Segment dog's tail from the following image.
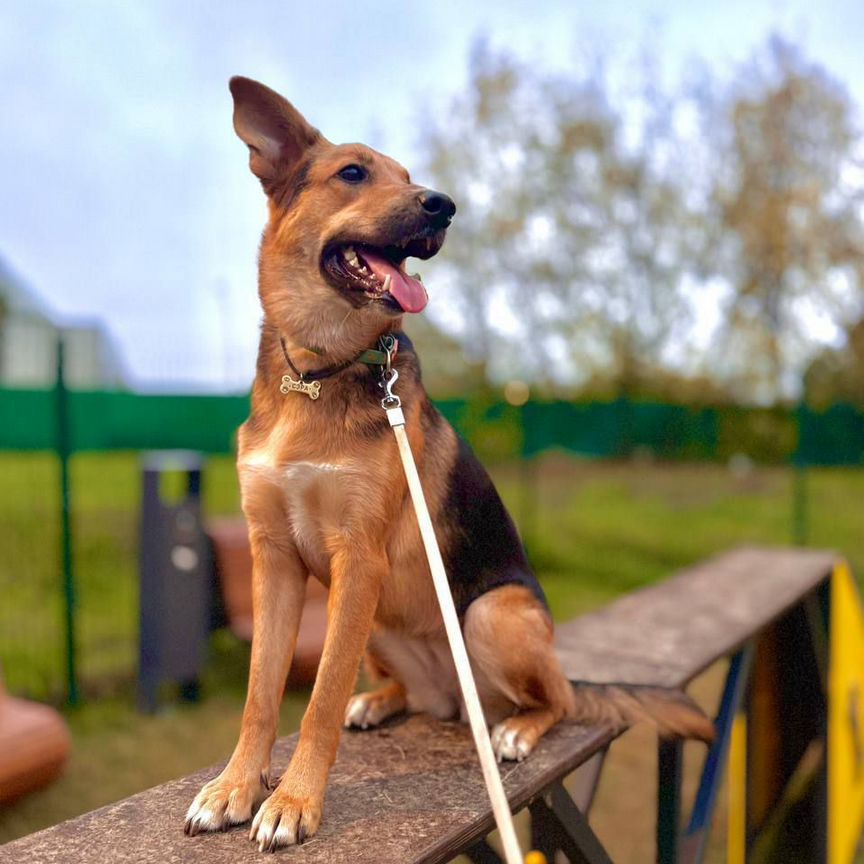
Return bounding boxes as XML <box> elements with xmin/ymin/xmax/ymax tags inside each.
<box><xmin>568</xmin><ymin>682</ymin><xmax>715</xmax><ymax>743</ymax></box>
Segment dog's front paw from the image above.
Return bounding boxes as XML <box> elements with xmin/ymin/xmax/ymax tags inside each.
<box><xmin>249</xmin><ymin>787</ymin><xmax>323</xmax><ymax>851</ymax></box>
<box><xmin>185</xmin><ymin>769</ymin><xmax>270</xmax><ymax>836</ymax></box>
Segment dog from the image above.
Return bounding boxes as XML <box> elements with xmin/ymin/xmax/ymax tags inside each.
<box><xmin>185</xmin><ymin>76</ymin><xmax>713</xmax><ymax>852</ymax></box>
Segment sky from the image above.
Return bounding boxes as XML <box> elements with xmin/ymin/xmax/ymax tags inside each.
<box><xmin>2</xmin><ymin>0</ymin><xmax>863</xmax><ymax>391</ymax></box>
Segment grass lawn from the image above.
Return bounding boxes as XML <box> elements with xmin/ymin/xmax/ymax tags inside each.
<box><xmin>1</xmin><ymin>451</ymin><xmax>862</xmax><ymax>858</ymax></box>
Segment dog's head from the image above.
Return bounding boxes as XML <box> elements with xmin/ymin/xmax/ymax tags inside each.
<box><xmin>230</xmin><ymin>77</ymin><xmax>455</xmax><ymax>352</ymax></box>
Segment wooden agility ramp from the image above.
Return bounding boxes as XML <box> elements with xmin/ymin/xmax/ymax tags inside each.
<box><xmin>1</xmin><ymin>546</ymin><xmax>862</xmax><ymax>863</ymax></box>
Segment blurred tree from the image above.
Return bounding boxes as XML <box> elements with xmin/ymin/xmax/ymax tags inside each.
<box><xmin>803</xmin><ymin>317</ymin><xmax>864</xmax><ymax>407</ymax></box>
<box><xmin>701</xmin><ymin>37</ymin><xmax>864</xmax><ymax>401</ymax></box>
<box><xmin>401</xmin><ymin>314</ymin><xmax>488</xmax><ymax>398</ymax></box>
<box><xmin>420</xmin><ymin>36</ymin><xmax>864</xmax><ymax>404</ymax></box>
<box><xmin>420</xmin><ymin>40</ymin><xmax>699</xmax><ymax>396</ymax></box>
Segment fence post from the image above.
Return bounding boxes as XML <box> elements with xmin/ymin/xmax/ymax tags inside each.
<box><xmin>56</xmin><ymin>333</ymin><xmax>79</xmax><ymax>706</ymax></box>
<box><xmin>793</xmin><ymin>400</ymin><xmax>809</xmax><ymax>547</ymax></box>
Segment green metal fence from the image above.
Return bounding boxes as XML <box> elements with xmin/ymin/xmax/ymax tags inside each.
<box><xmin>0</xmin><ymin>388</ymin><xmax>249</xmax><ymax>453</ymax></box>
<box><xmin>2</xmin><ymin>387</ymin><xmax>862</xmax><ymax>464</ymax></box>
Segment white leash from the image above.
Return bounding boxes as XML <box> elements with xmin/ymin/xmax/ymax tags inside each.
<box><xmin>379</xmin><ymin>363</ymin><xmax>527</xmax><ymax>864</ymax></box>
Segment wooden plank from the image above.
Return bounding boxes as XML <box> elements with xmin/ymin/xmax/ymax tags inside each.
<box><xmin>0</xmin><ymin>714</ymin><xmax>615</xmax><ymax>864</ymax></box>
<box><xmin>555</xmin><ymin>547</ymin><xmax>835</xmax><ymax>689</ymax></box>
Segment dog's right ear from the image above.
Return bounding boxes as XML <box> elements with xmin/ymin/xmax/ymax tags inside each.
<box><xmin>229</xmin><ymin>77</ymin><xmax>321</xmax><ymax>188</ymax></box>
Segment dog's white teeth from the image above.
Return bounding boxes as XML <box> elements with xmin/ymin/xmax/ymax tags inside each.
<box><xmin>343</xmin><ymin>247</ymin><xmax>359</xmax><ymax>266</ymax></box>
<box><xmin>411</xmin><ymin>272</ymin><xmax>422</xmax><ymax>282</ymax></box>
<box><xmin>382</xmin><ymin>274</ymin><xmax>392</xmax><ymax>293</ymax></box>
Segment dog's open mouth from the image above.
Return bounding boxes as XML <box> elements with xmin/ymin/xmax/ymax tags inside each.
<box><xmin>322</xmin><ymin>234</ymin><xmax>444</xmax><ymax>314</ymax></box>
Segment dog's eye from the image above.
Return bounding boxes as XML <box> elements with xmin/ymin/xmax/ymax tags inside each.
<box><xmin>337</xmin><ymin>164</ymin><xmax>367</xmax><ymax>184</ymax></box>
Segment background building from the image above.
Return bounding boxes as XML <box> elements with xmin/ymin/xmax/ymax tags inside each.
<box><xmin>0</xmin><ymin>256</ymin><xmax>125</xmax><ymax>389</ymax></box>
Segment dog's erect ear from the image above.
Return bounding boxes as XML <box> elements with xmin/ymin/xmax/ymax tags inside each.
<box><xmin>229</xmin><ymin>77</ymin><xmax>321</xmax><ymax>186</ymax></box>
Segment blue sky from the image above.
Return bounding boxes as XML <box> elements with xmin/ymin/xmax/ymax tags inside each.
<box><xmin>2</xmin><ymin>0</ymin><xmax>863</xmax><ymax>390</ymax></box>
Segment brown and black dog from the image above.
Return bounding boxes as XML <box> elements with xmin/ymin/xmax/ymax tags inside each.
<box><xmin>185</xmin><ymin>77</ymin><xmax>712</xmax><ymax>852</ymax></box>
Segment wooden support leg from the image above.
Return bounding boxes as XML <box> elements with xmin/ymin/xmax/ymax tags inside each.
<box><xmin>531</xmin><ymin>794</ymin><xmax>559</xmax><ymax>863</ymax></box>
<box><xmin>658</xmin><ymin>738</ymin><xmax>683</xmax><ymax>864</ymax></box>
<box><xmin>465</xmin><ymin>838</ymin><xmax>505</xmax><ymax>863</ymax></box>
<box><xmin>529</xmin><ymin>782</ymin><xmax>614</xmax><ymax>864</ymax></box>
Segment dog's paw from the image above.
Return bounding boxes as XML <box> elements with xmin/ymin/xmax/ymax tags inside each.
<box><xmin>184</xmin><ymin>770</ymin><xmax>270</xmax><ymax>836</ymax></box>
<box><xmin>490</xmin><ymin>719</ymin><xmax>537</xmax><ymax>763</ymax></box>
<box><xmin>249</xmin><ymin>789</ymin><xmax>323</xmax><ymax>851</ymax></box>
<box><xmin>344</xmin><ymin>690</ymin><xmax>401</xmax><ymax>729</ymax></box>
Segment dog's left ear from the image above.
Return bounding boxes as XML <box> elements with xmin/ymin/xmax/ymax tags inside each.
<box><xmin>229</xmin><ymin>77</ymin><xmax>321</xmax><ymax>189</ymax></box>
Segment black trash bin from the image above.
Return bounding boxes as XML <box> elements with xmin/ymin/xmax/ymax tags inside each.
<box><xmin>138</xmin><ymin>451</ymin><xmax>212</xmax><ymax>712</ymax></box>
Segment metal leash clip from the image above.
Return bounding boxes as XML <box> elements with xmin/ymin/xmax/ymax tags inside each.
<box><xmin>379</xmin><ymin>339</ymin><xmax>404</xmax><ymax>425</ymax></box>
<box><xmin>381</xmin><ymin>368</ymin><xmax>400</xmax><ymax>410</ymax></box>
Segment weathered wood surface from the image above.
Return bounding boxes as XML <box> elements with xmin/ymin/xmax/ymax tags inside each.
<box><xmin>556</xmin><ymin>546</ymin><xmax>835</xmax><ymax>689</ymax></box>
<box><xmin>0</xmin><ymin>714</ymin><xmax>615</xmax><ymax>864</ymax></box>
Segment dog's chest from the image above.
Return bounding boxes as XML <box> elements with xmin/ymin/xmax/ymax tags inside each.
<box><xmin>282</xmin><ymin>459</ymin><xmax>348</xmax><ymax>512</ymax></box>
<box><xmin>241</xmin><ymin>451</ymin><xmax>364</xmax><ymax>576</ymax></box>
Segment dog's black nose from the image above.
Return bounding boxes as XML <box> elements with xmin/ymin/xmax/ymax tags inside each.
<box><xmin>418</xmin><ymin>190</ymin><xmax>456</xmax><ymax>229</ymax></box>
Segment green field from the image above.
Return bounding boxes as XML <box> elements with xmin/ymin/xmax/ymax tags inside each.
<box><xmin>1</xmin><ymin>452</ymin><xmax>862</xmax><ymax>855</ymax></box>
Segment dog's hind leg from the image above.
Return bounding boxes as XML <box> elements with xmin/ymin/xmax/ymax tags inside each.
<box><xmin>347</xmin><ymin>628</ymin><xmax>463</xmax><ymax>726</ymax></box>
<box><xmin>464</xmin><ymin>584</ymin><xmax>576</xmax><ymax>763</ymax></box>
<box><xmin>344</xmin><ymin>678</ymin><xmax>407</xmax><ymax>729</ymax></box>
<box><xmin>344</xmin><ymin>645</ymin><xmax>406</xmax><ymax>728</ymax></box>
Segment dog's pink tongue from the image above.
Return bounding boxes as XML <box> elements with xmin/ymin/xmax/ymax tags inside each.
<box><xmin>361</xmin><ymin>250</ymin><xmax>428</xmax><ymax>313</ymax></box>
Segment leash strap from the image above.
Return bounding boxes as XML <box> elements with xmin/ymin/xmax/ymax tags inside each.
<box><xmin>379</xmin><ymin>366</ymin><xmax>526</xmax><ymax>864</ymax></box>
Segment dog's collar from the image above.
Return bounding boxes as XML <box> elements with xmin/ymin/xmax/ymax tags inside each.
<box><xmin>279</xmin><ymin>334</ymin><xmax>398</xmax><ymax>384</ymax></box>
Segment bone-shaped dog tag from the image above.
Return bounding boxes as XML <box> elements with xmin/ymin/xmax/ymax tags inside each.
<box><xmin>280</xmin><ymin>374</ymin><xmax>321</xmax><ymax>400</ymax></box>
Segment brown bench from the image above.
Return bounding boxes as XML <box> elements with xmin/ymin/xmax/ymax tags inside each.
<box><xmin>0</xmin><ymin>670</ymin><xmax>70</xmax><ymax>805</ymax></box>
<box><xmin>0</xmin><ymin>547</ymin><xmax>848</xmax><ymax>863</ymax></box>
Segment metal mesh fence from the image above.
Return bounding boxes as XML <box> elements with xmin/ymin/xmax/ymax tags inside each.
<box><xmin>0</xmin><ymin>451</ymin><xmax>241</xmax><ymax>702</ymax></box>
